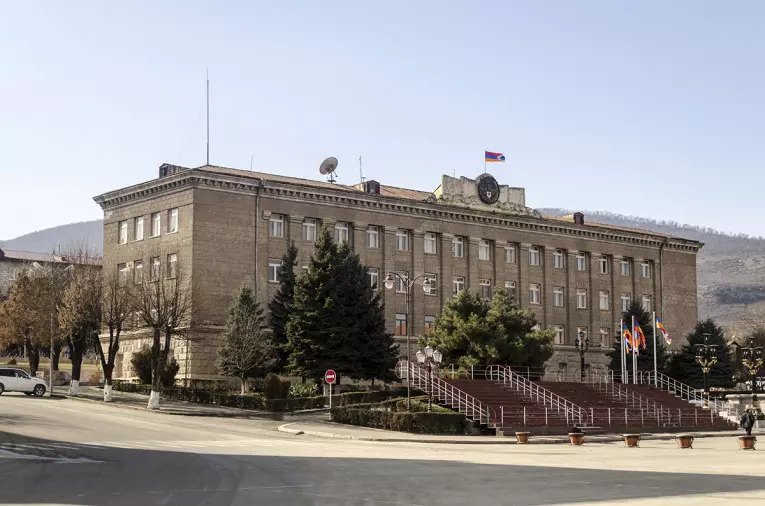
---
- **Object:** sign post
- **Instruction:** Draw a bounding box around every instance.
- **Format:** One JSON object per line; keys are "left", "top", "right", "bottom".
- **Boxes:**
{"left": 325, "top": 369, "right": 336, "bottom": 415}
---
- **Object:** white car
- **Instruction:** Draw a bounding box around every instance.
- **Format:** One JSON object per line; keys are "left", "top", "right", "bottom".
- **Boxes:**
{"left": 0, "top": 367, "right": 48, "bottom": 396}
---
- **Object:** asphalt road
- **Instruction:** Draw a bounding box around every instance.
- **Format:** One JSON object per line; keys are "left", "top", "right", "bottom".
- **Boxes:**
{"left": 2, "top": 393, "right": 765, "bottom": 506}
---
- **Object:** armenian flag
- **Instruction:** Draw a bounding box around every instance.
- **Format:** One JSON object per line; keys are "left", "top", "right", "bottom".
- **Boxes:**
{"left": 485, "top": 151, "right": 505, "bottom": 163}
{"left": 634, "top": 323, "right": 647, "bottom": 349}
{"left": 656, "top": 317, "right": 671, "bottom": 345}
{"left": 621, "top": 321, "right": 633, "bottom": 354}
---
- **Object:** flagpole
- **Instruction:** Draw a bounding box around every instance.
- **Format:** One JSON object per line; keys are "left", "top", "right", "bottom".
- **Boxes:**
{"left": 652, "top": 311, "right": 658, "bottom": 387}
{"left": 620, "top": 319, "right": 626, "bottom": 383}
{"left": 632, "top": 315, "right": 637, "bottom": 385}
{"left": 484, "top": 149, "right": 487, "bottom": 174}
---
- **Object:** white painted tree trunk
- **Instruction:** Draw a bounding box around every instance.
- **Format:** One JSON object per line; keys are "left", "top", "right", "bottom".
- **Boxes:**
{"left": 68, "top": 379, "right": 80, "bottom": 396}
{"left": 147, "top": 390, "right": 160, "bottom": 410}
{"left": 103, "top": 384, "right": 113, "bottom": 402}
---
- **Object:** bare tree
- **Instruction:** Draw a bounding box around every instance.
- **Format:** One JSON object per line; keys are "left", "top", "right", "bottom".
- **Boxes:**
{"left": 0, "top": 269, "right": 47, "bottom": 376}
{"left": 93, "top": 271, "right": 133, "bottom": 401}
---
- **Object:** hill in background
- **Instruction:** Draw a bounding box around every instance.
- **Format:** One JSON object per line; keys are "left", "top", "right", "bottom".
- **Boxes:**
{"left": 0, "top": 220, "right": 103, "bottom": 257}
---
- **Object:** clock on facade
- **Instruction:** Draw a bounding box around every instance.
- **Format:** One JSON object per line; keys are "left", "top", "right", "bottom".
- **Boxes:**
{"left": 476, "top": 174, "right": 500, "bottom": 205}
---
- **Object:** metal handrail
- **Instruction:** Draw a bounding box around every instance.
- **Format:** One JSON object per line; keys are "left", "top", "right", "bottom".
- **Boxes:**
{"left": 586, "top": 373, "right": 664, "bottom": 416}
{"left": 643, "top": 371, "right": 738, "bottom": 420}
{"left": 396, "top": 361, "right": 497, "bottom": 427}
{"left": 486, "top": 365, "right": 586, "bottom": 426}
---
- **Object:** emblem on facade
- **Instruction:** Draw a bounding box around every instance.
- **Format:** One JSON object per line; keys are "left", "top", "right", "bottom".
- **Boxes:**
{"left": 476, "top": 174, "right": 500, "bottom": 205}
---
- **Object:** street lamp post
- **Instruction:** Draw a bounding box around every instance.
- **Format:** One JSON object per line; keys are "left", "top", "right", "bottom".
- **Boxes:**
{"left": 416, "top": 345, "right": 443, "bottom": 411}
{"left": 741, "top": 337, "right": 764, "bottom": 394}
{"left": 384, "top": 272, "right": 432, "bottom": 411}
{"left": 574, "top": 330, "right": 590, "bottom": 382}
{"left": 695, "top": 333, "right": 718, "bottom": 396}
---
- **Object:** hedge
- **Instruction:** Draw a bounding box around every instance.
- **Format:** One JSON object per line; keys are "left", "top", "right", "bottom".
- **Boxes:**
{"left": 111, "top": 381, "right": 407, "bottom": 412}
{"left": 330, "top": 402, "right": 470, "bottom": 435}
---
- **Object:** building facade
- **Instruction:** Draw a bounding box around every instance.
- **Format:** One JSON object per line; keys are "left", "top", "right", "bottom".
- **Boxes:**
{"left": 94, "top": 163, "right": 702, "bottom": 380}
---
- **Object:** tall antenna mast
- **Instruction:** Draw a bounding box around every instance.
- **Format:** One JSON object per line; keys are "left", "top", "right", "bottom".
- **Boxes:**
{"left": 206, "top": 69, "right": 210, "bottom": 165}
{"left": 359, "top": 155, "right": 364, "bottom": 185}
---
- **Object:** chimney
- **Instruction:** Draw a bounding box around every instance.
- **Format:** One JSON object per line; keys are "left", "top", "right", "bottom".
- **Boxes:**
{"left": 159, "top": 163, "right": 185, "bottom": 178}
{"left": 355, "top": 180, "right": 381, "bottom": 194}
{"left": 573, "top": 212, "right": 585, "bottom": 225}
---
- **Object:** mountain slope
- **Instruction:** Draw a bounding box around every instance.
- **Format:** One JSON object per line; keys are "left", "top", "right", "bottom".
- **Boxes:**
{"left": 0, "top": 220, "right": 103, "bottom": 256}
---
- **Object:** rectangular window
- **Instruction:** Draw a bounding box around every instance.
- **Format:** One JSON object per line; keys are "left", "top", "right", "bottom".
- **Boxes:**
{"left": 479, "top": 240, "right": 491, "bottom": 261}
{"left": 554, "top": 325, "right": 565, "bottom": 345}
{"left": 552, "top": 250, "right": 564, "bottom": 269}
{"left": 479, "top": 279, "right": 492, "bottom": 299}
{"left": 505, "top": 280, "right": 516, "bottom": 298}
{"left": 133, "top": 260, "right": 143, "bottom": 284}
{"left": 395, "top": 313, "right": 407, "bottom": 336}
{"left": 117, "top": 263, "right": 128, "bottom": 285}
{"left": 168, "top": 208, "right": 179, "bottom": 234}
{"left": 269, "top": 214, "right": 284, "bottom": 238}
{"left": 621, "top": 293, "right": 632, "bottom": 312}
{"left": 642, "top": 295, "right": 652, "bottom": 313}
{"left": 599, "top": 290, "right": 610, "bottom": 310}
{"left": 452, "top": 276, "right": 465, "bottom": 297}
{"left": 452, "top": 236, "right": 464, "bottom": 258}
{"left": 367, "top": 268, "right": 379, "bottom": 290}
{"left": 505, "top": 243, "right": 517, "bottom": 263}
{"left": 620, "top": 260, "right": 630, "bottom": 276}
{"left": 335, "top": 222, "right": 349, "bottom": 243}
{"left": 577, "top": 289, "right": 587, "bottom": 309}
{"left": 599, "top": 257, "right": 608, "bottom": 274}
{"left": 641, "top": 262, "right": 651, "bottom": 278}
{"left": 576, "top": 254, "right": 586, "bottom": 271}
{"left": 268, "top": 259, "right": 281, "bottom": 283}
{"left": 150, "top": 257, "right": 160, "bottom": 281}
{"left": 553, "top": 286, "right": 565, "bottom": 307}
{"left": 366, "top": 226, "right": 380, "bottom": 249}
{"left": 424, "top": 233, "right": 437, "bottom": 254}
{"left": 118, "top": 221, "right": 128, "bottom": 245}
{"left": 167, "top": 253, "right": 177, "bottom": 279}
{"left": 395, "top": 272, "right": 407, "bottom": 294}
{"left": 151, "top": 212, "right": 161, "bottom": 237}
{"left": 425, "top": 315, "right": 436, "bottom": 335}
{"left": 395, "top": 230, "right": 409, "bottom": 251}
{"left": 577, "top": 327, "right": 589, "bottom": 344}
{"left": 529, "top": 283, "right": 541, "bottom": 305}
{"left": 600, "top": 328, "right": 611, "bottom": 348}
{"left": 425, "top": 274, "right": 437, "bottom": 296}
{"left": 529, "top": 246, "right": 540, "bottom": 266}
{"left": 134, "top": 217, "right": 144, "bottom": 241}
{"left": 303, "top": 218, "right": 317, "bottom": 242}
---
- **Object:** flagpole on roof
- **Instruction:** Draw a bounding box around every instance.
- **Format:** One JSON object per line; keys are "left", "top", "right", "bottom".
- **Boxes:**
{"left": 206, "top": 69, "right": 210, "bottom": 166}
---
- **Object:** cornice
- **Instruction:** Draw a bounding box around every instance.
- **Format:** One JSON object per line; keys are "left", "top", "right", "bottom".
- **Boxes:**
{"left": 92, "top": 169, "right": 702, "bottom": 254}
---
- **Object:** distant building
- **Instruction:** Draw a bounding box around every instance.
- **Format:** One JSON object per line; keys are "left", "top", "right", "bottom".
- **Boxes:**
{"left": 93, "top": 163, "right": 702, "bottom": 381}
{"left": 0, "top": 248, "right": 73, "bottom": 296}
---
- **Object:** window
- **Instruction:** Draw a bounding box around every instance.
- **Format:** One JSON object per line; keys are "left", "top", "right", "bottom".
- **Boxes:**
{"left": 599, "top": 257, "right": 608, "bottom": 274}
{"left": 479, "top": 240, "right": 491, "bottom": 261}
{"left": 395, "top": 272, "right": 407, "bottom": 293}
{"left": 268, "top": 259, "right": 281, "bottom": 283}
{"left": 335, "top": 222, "right": 349, "bottom": 243}
{"left": 168, "top": 208, "right": 179, "bottom": 234}
{"left": 576, "top": 327, "right": 589, "bottom": 343}
{"left": 303, "top": 218, "right": 317, "bottom": 242}
{"left": 452, "top": 276, "right": 465, "bottom": 297}
{"left": 576, "top": 254, "right": 586, "bottom": 271}
{"left": 529, "top": 246, "right": 540, "bottom": 266}
{"left": 552, "top": 250, "right": 564, "bottom": 269}
{"left": 641, "top": 262, "right": 651, "bottom": 278}
{"left": 424, "top": 233, "right": 437, "bottom": 254}
{"left": 505, "top": 243, "right": 517, "bottom": 263}
{"left": 396, "top": 230, "right": 409, "bottom": 251}
{"left": 554, "top": 325, "right": 565, "bottom": 345}
{"left": 150, "top": 257, "right": 160, "bottom": 281}
{"left": 600, "top": 328, "right": 611, "bottom": 348}
{"left": 366, "top": 226, "right": 380, "bottom": 249}
{"left": 133, "top": 260, "right": 143, "bottom": 284}
{"left": 167, "top": 253, "right": 177, "bottom": 278}
{"left": 529, "top": 283, "right": 541, "bottom": 304}
{"left": 621, "top": 293, "right": 632, "bottom": 312}
{"left": 118, "top": 263, "right": 128, "bottom": 285}
{"left": 505, "top": 280, "right": 516, "bottom": 298}
{"left": 151, "top": 212, "right": 161, "bottom": 237}
{"left": 479, "top": 279, "right": 492, "bottom": 299}
{"left": 269, "top": 214, "right": 284, "bottom": 238}
{"left": 395, "top": 313, "right": 407, "bottom": 336}
{"left": 425, "top": 274, "right": 437, "bottom": 296}
{"left": 134, "top": 217, "right": 144, "bottom": 241}
{"left": 599, "top": 290, "right": 610, "bottom": 310}
{"left": 367, "top": 268, "right": 379, "bottom": 289}
{"left": 553, "top": 287, "right": 565, "bottom": 307}
{"left": 425, "top": 315, "right": 436, "bottom": 334}
{"left": 642, "top": 295, "right": 652, "bottom": 313}
{"left": 620, "top": 260, "right": 630, "bottom": 276}
{"left": 577, "top": 289, "right": 587, "bottom": 309}
{"left": 452, "top": 236, "right": 464, "bottom": 258}
{"left": 118, "top": 221, "right": 128, "bottom": 245}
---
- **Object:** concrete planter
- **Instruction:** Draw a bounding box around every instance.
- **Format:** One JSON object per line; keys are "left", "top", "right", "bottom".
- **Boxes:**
{"left": 515, "top": 432, "right": 531, "bottom": 444}
{"left": 675, "top": 434, "right": 694, "bottom": 449}
{"left": 623, "top": 434, "right": 641, "bottom": 448}
{"left": 738, "top": 436, "right": 756, "bottom": 450}
{"left": 569, "top": 432, "right": 585, "bottom": 446}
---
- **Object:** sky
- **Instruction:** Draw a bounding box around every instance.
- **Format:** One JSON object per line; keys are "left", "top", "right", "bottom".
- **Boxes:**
{"left": 2, "top": 1, "right": 765, "bottom": 240}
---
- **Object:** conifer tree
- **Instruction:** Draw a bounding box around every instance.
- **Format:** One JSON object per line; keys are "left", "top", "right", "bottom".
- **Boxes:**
{"left": 667, "top": 319, "right": 735, "bottom": 390}
{"left": 607, "top": 300, "right": 670, "bottom": 377}
{"left": 268, "top": 243, "right": 298, "bottom": 372}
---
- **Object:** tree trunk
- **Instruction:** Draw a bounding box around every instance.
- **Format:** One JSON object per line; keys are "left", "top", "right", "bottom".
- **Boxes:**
{"left": 241, "top": 377, "right": 247, "bottom": 395}
{"left": 69, "top": 335, "right": 86, "bottom": 396}
{"left": 103, "top": 364, "right": 114, "bottom": 402}
{"left": 148, "top": 327, "right": 162, "bottom": 409}
{"left": 52, "top": 340, "right": 62, "bottom": 371}
{"left": 27, "top": 341, "right": 40, "bottom": 378}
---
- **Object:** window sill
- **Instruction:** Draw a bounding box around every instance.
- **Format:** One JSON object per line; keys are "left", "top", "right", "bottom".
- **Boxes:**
{"left": 167, "top": 230, "right": 179, "bottom": 235}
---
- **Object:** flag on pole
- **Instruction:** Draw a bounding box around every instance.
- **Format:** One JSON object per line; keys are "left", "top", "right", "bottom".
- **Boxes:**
{"left": 656, "top": 317, "right": 671, "bottom": 345}
{"left": 484, "top": 151, "right": 505, "bottom": 163}
{"left": 621, "top": 321, "right": 633, "bottom": 354}
{"left": 634, "top": 323, "right": 647, "bottom": 349}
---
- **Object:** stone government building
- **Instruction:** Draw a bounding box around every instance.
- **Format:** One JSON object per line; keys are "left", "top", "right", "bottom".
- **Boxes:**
{"left": 94, "top": 163, "right": 702, "bottom": 381}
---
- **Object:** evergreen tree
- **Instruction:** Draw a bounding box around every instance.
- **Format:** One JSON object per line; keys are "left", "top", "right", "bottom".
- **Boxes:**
{"left": 268, "top": 243, "right": 298, "bottom": 372}
{"left": 607, "top": 300, "right": 670, "bottom": 378}
{"left": 667, "top": 319, "right": 736, "bottom": 390}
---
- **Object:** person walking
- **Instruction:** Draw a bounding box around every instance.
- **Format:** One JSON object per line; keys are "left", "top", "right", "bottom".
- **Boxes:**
{"left": 740, "top": 407, "right": 756, "bottom": 436}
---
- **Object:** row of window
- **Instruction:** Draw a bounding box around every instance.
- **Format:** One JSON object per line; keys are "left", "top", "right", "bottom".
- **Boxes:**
{"left": 549, "top": 288, "right": 652, "bottom": 312}
{"left": 117, "top": 253, "right": 177, "bottom": 284}
{"left": 553, "top": 326, "right": 612, "bottom": 347}
{"left": 118, "top": 209, "right": 179, "bottom": 245}
{"left": 394, "top": 313, "right": 436, "bottom": 337}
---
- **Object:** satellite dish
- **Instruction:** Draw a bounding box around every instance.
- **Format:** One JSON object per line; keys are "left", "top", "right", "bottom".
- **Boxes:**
{"left": 319, "top": 156, "right": 338, "bottom": 183}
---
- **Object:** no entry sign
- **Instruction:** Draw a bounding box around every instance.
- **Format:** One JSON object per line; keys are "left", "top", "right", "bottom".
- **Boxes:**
{"left": 325, "top": 369, "right": 336, "bottom": 384}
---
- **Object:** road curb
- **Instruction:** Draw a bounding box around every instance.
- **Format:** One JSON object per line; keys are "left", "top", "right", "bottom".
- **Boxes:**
{"left": 64, "top": 393, "right": 269, "bottom": 418}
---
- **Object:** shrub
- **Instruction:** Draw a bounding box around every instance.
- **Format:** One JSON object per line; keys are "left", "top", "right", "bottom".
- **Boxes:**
{"left": 263, "top": 373, "right": 290, "bottom": 399}
{"left": 289, "top": 382, "right": 318, "bottom": 398}
{"left": 6, "top": 358, "right": 17, "bottom": 365}
{"left": 330, "top": 403, "right": 469, "bottom": 435}
{"left": 130, "top": 348, "right": 180, "bottom": 387}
